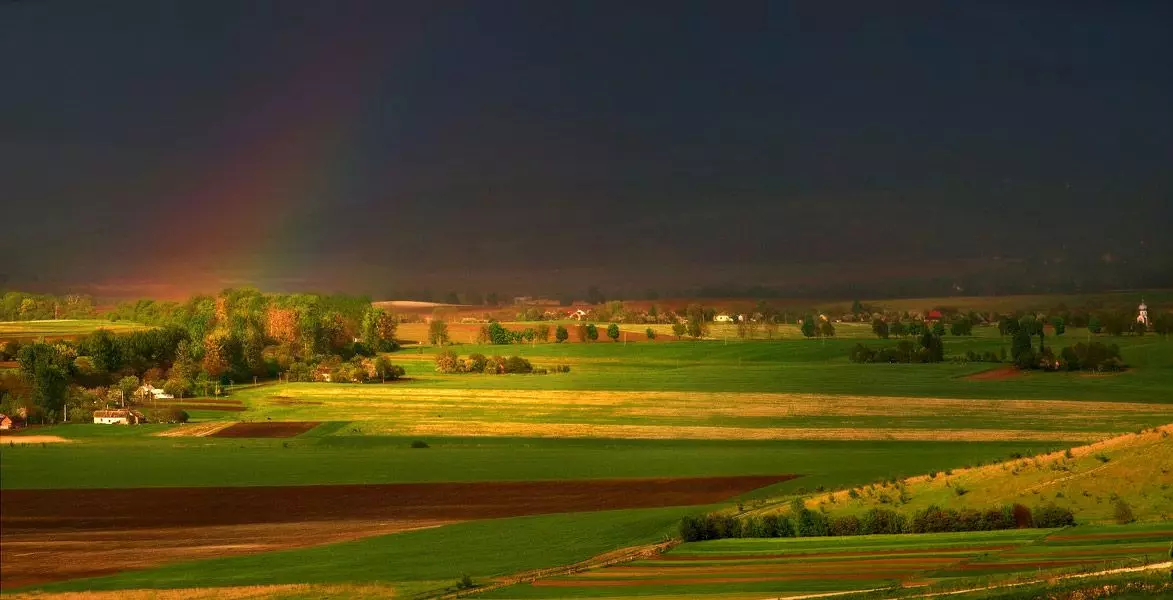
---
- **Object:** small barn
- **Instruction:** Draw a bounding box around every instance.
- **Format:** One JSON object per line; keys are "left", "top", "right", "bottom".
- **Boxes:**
{"left": 93, "top": 409, "right": 147, "bottom": 425}
{"left": 0, "top": 413, "right": 16, "bottom": 430}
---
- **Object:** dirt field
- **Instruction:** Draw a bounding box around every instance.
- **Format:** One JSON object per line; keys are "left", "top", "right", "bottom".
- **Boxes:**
{"left": 0, "top": 520, "right": 448, "bottom": 590}
{"left": 0, "top": 435, "right": 71, "bottom": 445}
{"left": 0, "top": 475, "right": 790, "bottom": 589}
{"left": 963, "top": 366, "right": 1024, "bottom": 381}
{"left": 209, "top": 421, "right": 321, "bottom": 438}
{"left": 1, "top": 475, "right": 794, "bottom": 531}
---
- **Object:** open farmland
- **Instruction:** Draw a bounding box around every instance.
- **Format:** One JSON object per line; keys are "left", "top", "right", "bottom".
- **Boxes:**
{"left": 484, "top": 524, "right": 1172, "bottom": 599}
{"left": 2, "top": 295, "right": 1171, "bottom": 599}
{"left": 0, "top": 319, "right": 150, "bottom": 342}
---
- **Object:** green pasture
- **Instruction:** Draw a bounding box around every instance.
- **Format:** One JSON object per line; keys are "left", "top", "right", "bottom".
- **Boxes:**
{"left": 0, "top": 433, "right": 1057, "bottom": 491}
{"left": 384, "top": 333, "right": 1173, "bottom": 402}
{"left": 0, "top": 319, "right": 149, "bottom": 340}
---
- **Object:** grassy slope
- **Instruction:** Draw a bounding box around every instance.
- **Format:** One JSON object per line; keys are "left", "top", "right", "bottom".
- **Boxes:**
{"left": 802, "top": 426, "right": 1173, "bottom": 523}
{"left": 0, "top": 433, "right": 1057, "bottom": 491}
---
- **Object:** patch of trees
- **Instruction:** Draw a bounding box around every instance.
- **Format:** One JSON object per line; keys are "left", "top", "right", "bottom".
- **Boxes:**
{"left": 478, "top": 321, "right": 553, "bottom": 345}
{"left": 1057, "top": 342, "right": 1124, "bottom": 372}
{"left": 848, "top": 332, "right": 945, "bottom": 364}
{"left": 1, "top": 288, "right": 405, "bottom": 424}
{"left": 680, "top": 501, "right": 1073, "bottom": 541}
{"left": 434, "top": 351, "right": 565, "bottom": 375}
{"left": 1, "top": 291, "right": 95, "bottom": 320}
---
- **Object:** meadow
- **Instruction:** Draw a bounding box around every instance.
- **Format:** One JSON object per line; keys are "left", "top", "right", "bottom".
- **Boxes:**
{"left": 0, "top": 318, "right": 149, "bottom": 341}
{"left": 2, "top": 298, "right": 1171, "bottom": 599}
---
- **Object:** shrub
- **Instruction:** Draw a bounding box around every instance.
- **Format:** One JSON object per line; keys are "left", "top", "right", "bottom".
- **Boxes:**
{"left": 456, "top": 573, "right": 474, "bottom": 590}
{"left": 584, "top": 323, "right": 598, "bottom": 342}
{"left": 1012, "top": 503, "right": 1034, "bottom": 528}
{"left": 555, "top": 325, "right": 568, "bottom": 343}
{"left": 861, "top": 508, "right": 906, "bottom": 535}
{"left": 1033, "top": 503, "right": 1076, "bottom": 528}
{"left": 503, "top": 355, "right": 533, "bottom": 374}
{"left": 465, "top": 353, "right": 488, "bottom": 373}
{"left": 410, "top": 440, "right": 429, "bottom": 449}
{"left": 645, "top": 327, "right": 656, "bottom": 340}
{"left": 828, "top": 515, "right": 861, "bottom": 536}
{"left": 434, "top": 349, "right": 460, "bottom": 373}
{"left": 606, "top": 323, "right": 620, "bottom": 342}
{"left": 1113, "top": 499, "right": 1135, "bottom": 524}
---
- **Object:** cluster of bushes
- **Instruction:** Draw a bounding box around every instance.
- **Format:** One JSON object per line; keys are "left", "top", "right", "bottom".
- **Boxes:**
{"left": 144, "top": 406, "right": 190, "bottom": 424}
{"left": 848, "top": 333, "right": 945, "bottom": 364}
{"left": 434, "top": 351, "right": 566, "bottom": 375}
{"left": 286, "top": 355, "right": 405, "bottom": 383}
{"left": 1058, "top": 341, "right": 1125, "bottom": 372}
{"left": 680, "top": 501, "right": 1074, "bottom": 542}
{"left": 959, "top": 349, "right": 1005, "bottom": 363}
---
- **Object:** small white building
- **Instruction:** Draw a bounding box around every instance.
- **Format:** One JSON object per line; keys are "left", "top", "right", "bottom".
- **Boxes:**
{"left": 137, "top": 385, "right": 174, "bottom": 400}
{"left": 568, "top": 309, "right": 588, "bottom": 320}
{"left": 93, "top": 409, "right": 147, "bottom": 425}
{"left": 713, "top": 314, "right": 734, "bottom": 323}
{"left": 1137, "top": 300, "right": 1150, "bottom": 326}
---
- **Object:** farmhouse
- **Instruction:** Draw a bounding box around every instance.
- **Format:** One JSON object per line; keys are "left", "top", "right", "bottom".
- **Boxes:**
{"left": 713, "top": 314, "right": 734, "bottom": 323}
{"left": 925, "top": 309, "right": 944, "bottom": 322}
{"left": 137, "top": 384, "right": 174, "bottom": 401}
{"left": 0, "top": 413, "right": 17, "bottom": 430}
{"left": 93, "top": 409, "right": 147, "bottom": 425}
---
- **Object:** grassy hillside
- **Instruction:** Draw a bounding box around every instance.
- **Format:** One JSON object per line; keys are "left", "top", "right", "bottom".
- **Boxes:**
{"left": 794, "top": 425, "right": 1173, "bottom": 524}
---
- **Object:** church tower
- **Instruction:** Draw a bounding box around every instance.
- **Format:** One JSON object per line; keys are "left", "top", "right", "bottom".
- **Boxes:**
{"left": 1137, "top": 299, "right": 1150, "bottom": 326}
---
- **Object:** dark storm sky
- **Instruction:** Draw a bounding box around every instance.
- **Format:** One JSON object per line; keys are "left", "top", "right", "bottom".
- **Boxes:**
{"left": 2, "top": 1, "right": 1171, "bottom": 298}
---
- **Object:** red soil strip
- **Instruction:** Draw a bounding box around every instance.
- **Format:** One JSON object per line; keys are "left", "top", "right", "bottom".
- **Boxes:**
{"left": 964, "top": 366, "right": 1023, "bottom": 381}
{"left": 595, "top": 557, "right": 964, "bottom": 576}
{"left": 1047, "top": 530, "right": 1173, "bottom": 541}
{"left": 210, "top": 421, "right": 320, "bottom": 437}
{"left": 957, "top": 559, "right": 1103, "bottom": 571}
{"left": 1013, "top": 545, "right": 1171, "bottom": 558}
{"left": 0, "top": 475, "right": 796, "bottom": 531}
{"left": 660, "top": 544, "right": 1019, "bottom": 561}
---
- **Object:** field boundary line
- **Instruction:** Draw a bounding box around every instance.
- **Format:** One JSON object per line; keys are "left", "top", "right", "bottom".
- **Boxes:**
{"left": 427, "top": 539, "right": 679, "bottom": 599}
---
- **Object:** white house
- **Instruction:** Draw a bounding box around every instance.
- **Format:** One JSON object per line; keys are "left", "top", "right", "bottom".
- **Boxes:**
{"left": 568, "top": 309, "right": 588, "bottom": 320}
{"left": 713, "top": 314, "right": 734, "bottom": 323}
{"left": 137, "top": 385, "right": 174, "bottom": 400}
{"left": 93, "top": 409, "right": 147, "bottom": 425}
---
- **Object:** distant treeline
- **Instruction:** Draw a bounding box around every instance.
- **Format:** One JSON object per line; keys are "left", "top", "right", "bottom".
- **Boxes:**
{"left": 680, "top": 501, "right": 1075, "bottom": 542}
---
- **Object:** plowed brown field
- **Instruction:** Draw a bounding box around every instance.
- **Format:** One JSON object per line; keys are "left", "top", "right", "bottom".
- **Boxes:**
{"left": 1, "top": 475, "right": 794, "bottom": 530}
{"left": 0, "top": 475, "right": 790, "bottom": 589}
{"left": 209, "top": 421, "right": 320, "bottom": 437}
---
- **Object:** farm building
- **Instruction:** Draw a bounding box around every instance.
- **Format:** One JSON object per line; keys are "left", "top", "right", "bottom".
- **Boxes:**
{"left": 924, "top": 309, "right": 944, "bottom": 322}
{"left": 568, "top": 309, "right": 588, "bottom": 320}
{"left": 713, "top": 314, "right": 734, "bottom": 323}
{"left": 93, "top": 409, "right": 147, "bottom": 425}
{"left": 0, "top": 413, "right": 17, "bottom": 430}
{"left": 136, "top": 385, "right": 174, "bottom": 401}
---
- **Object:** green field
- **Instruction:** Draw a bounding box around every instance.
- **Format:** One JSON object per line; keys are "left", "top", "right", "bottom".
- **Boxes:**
{"left": 0, "top": 319, "right": 150, "bottom": 341}
{"left": 482, "top": 523, "right": 1173, "bottom": 599}
{"left": 3, "top": 305, "right": 1172, "bottom": 599}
